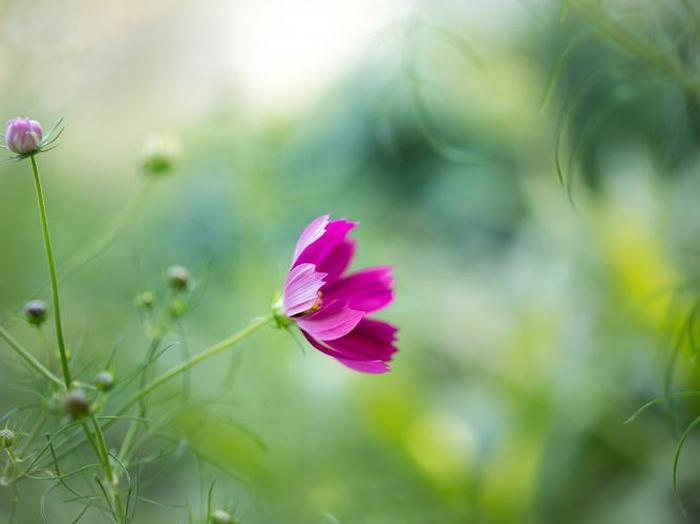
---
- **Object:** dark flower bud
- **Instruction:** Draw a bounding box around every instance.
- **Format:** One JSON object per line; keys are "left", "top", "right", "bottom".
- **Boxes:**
{"left": 95, "top": 371, "right": 115, "bottom": 392}
{"left": 135, "top": 290, "right": 157, "bottom": 309}
{"left": 63, "top": 389, "right": 91, "bottom": 419}
{"left": 166, "top": 265, "right": 191, "bottom": 291}
{"left": 24, "top": 299, "right": 47, "bottom": 326}
{"left": 211, "top": 509, "right": 233, "bottom": 524}
{"left": 0, "top": 429, "right": 14, "bottom": 448}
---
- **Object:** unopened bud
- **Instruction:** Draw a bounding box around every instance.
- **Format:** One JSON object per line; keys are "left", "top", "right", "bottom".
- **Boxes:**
{"left": 63, "top": 389, "right": 90, "bottom": 419}
{"left": 0, "top": 429, "right": 14, "bottom": 448}
{"left": 95, "top": 371, "right": 115, "bottom": 392}
{"left": 167, "top": 265, "right": 191, "bottom": 292}
{"left": 142, "top": 133, "right": 180, "bottom": 176}
{"left": 168, "top": 298, "right": 188, "bottom": 318}
{"left": 5, "top": 117, "right": 43, "bottom": 155}
{"left": 211, "top": 509, "right": 233, "bottom": 524}
{"left": 135, "top": 291, "right": 157, "bottom": 309}
{"left": 24, "top": 299, "right": 47, "bottom": 326}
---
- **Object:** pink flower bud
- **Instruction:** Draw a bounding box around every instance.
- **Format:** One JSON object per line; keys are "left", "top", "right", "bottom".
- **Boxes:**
{"left": 5, "top": 117, "right": 43, "bottom": 155}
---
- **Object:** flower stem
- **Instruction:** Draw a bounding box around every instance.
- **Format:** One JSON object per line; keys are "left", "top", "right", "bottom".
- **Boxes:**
{"left": 29, "top": 155, "right": 72, "bottom": 388}
{"left": 0, "top": 325, "right": 63, "bottom": 387}
{"left": 115, "top": 315, "right": 273, "bottom": 416}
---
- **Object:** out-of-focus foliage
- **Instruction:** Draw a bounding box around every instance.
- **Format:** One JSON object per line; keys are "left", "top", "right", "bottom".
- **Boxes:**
{"left": 0, "top": 0, "right": 700, "bottom": 522}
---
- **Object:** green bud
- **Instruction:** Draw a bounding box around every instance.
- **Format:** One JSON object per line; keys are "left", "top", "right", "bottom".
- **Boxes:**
{"left": 166, "top": 265, "right": 191, "bottom": 292}
{"left": 0, "top": 429, "right": 14, "bottom": 449}
{"left": 135, "top": 291, "right": 157, "bottom": 309}
{"left": 23, "top": 299, "right": 47, "bottom": 326}
{"left": 211, "top": 509, "right": 233, "bottom": 524}
{"left": 168, "top": 298, "right": 188, "bottom": 318}
{"left": 142, "top": 134, "right": 180, "bottom": 176}
{"left": 95, "top": 371, "right": 115, "bottom": 392}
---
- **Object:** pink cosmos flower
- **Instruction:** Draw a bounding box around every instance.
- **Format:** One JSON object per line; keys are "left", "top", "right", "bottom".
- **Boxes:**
{"left": 5, "top": 117, "right": 43, "bottom": 155}
{"left": 281, "top": 215, "right": 398, "bottom": 374}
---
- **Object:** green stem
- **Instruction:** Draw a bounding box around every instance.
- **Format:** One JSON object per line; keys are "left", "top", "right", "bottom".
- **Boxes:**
{"left": 30, "top": 155, "right": 72, "bottom": 388}
{"left": 89, "top": 416, "right": 113, "bottom": 483}
{"left": 115, "top": 315, "right": 272, "bottom": 417}
{"left": 175, "top": 320, "right": 191, "bottom": 405}
{"left": 117, "top": 415, "right": 140, "bottom": 464}
{"left": 119, "top": 334, "right": 161, "bottom": 463}
{"left": 88, "top": 415, "right": 125, "bottom": 522}
{"left": 0, "top": 325, "right": 62, "bottom": 387}
{"left": 30, "top": 316, "right": 273, "bottom": 475}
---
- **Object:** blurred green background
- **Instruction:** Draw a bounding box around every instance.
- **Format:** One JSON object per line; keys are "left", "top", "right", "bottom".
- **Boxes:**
{"left": 1, "top": 0, "right": 700, "bottom": 522}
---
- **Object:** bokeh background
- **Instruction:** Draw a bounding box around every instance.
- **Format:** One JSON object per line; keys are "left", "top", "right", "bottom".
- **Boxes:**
{"left": 1, "top": 0, "right": 700, "bottom": 522}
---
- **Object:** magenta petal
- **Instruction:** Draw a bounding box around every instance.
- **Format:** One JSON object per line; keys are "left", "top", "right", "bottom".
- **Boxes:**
{"left": 283, "top": 263, "right": 327, "bottom": 316}
{"left": 296, "top": 300, "right": 363, "bottom": 341}
{"left": 316, "top": 238, "right": 355, "bottom": 283}
{"left": 292, "top": 214, "right": 330, "bottom": 264}
{"left": 325, "top": 318, "right": 398, "bottom": 360}
{"left": 336, "top": 358, "right": 390, "bottom": 374}
{"left": 294, "top": 219, "right": 357, "bottom": 269}
{"left": 300, "top": 318, "right": 398, "bottom": 374}
{"left": 323, "top": 266, "right": 394, "bottom": 314}
{"left": 302, "top": 332, "right": 388, "bottom": 373}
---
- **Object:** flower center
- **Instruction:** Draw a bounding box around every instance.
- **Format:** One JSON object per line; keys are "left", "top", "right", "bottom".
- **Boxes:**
{"left": 300, "top": 292, "right": 323, "bottom": 316}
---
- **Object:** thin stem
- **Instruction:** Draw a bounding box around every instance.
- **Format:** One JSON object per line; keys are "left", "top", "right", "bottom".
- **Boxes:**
{"left": 30, "top": 316, "right": 273, "bottom": 475}
{"left": 88, "top": 415, "right": 125, "bottom": 522}
{"left": 139, "top": 336, "right": 162, "bottom": 421}
{"left": 115, "top": 315, "right": 272, "bottom": 417}
{"left": 117, "top": 417, "right": 140, "bottom": 465}
{"left": 175, "top": 320, "right": 191, "bottom": 405}
{"left": 78, "top": 420, "right": 103, "bottom": 473}
{"left": 89, "top": 416, "right": 113, "bottom": 483}
{"left": 30, "top": 155, "right": 72, "bottom": 387}
{"left": 119, "top": 335, "right": 162, "bottom": 462}
{"left": 0, "top": 325, "right": 63, "bottom": 387}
